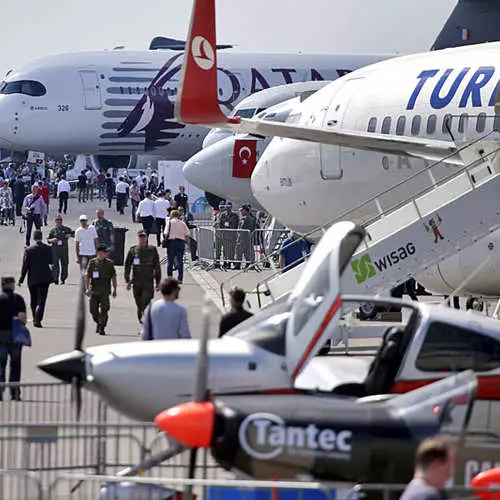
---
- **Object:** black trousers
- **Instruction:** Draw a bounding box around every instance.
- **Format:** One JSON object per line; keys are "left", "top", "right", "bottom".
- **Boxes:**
{"left": 141, "top": 215, "right": 154, "bottom": 235}
{"left": 155, "top": 217, "right": 166, "bottom": 245}
{"left": 58, "top": 192, "right": 68, "bottom": 214}
{"left": 107, "top": 191, "right": 113, "bottom": 208}
{"left": 28, "top": 284, "right": 50, "bottom": 324}
{"left": 15, "top": 198, "right": 23, "bottom": 217}
{"left": 25, "top": 214, "right": 42, "bottom": 246}
{"left": 116, "top": 193, "right": 126, "bottom": 214}
{"left": 0, "top": 343, "right": 22, "bottom": 396}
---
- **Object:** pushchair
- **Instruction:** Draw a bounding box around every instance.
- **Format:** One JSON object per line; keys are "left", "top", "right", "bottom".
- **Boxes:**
{"left": 0, "top": 195, "right": 15, "bottom": 226}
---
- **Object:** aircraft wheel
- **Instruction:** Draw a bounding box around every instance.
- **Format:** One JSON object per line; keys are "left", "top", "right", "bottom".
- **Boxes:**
{"left": 358, "top": 303, "right": 378, "bottom": 321}
{"left": 466, "top": 297, "right": 484, "bottom": 312}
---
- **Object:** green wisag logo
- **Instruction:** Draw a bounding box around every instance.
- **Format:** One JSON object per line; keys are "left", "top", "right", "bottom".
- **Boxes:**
{"left": 351, "top": 254, "right": 377, "bottom": 284}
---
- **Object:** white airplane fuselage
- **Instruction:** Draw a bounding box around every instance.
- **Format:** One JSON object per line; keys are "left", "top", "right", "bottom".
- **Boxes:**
{"left": 0, "top": 50, "right": 389, "bottom": 160}
{"left": 250, "top": 43, "right": 500, "bottom": 295}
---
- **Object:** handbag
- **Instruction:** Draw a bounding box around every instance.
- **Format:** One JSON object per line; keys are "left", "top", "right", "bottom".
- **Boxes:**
{"left": 12, "top": 295, "right": 31, "bottom": 347}
{"left": 161, "top": 220, "right": 171, "bottom": 248}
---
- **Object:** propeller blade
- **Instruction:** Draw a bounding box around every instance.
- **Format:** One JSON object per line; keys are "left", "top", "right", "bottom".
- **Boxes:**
{"left": 187, "top": 448, "right": 197, "bottom": 480}
{"left": 74, "top": 270, "right": 86, "bottom": 352}
{"left": 70, "top": 376, "right": 82, "bottom": 421}
{"left": 193, "top": 295, "right": 211, "bottom": 403}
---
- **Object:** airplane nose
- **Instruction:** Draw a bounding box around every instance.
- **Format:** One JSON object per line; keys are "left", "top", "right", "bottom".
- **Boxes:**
{"left": 202, "top": 128, "right": 232, "bottom": 149}
{"left": 38, "top": 350, "right": 87, "bottom": 384}
{"left": 183, "top": 142, "right": 225, "bottom": 195}
{"left": 155, "top": 401, "right": 215, "bottom": 448}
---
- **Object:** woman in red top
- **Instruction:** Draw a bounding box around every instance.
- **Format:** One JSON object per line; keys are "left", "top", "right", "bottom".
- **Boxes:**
{"left": 37, "top": 181, "right": 50, "bottom": 225}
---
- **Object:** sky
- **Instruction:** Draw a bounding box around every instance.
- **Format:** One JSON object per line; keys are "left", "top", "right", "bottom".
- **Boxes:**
{"left": 0, "top": 0, "right": 457, "bottom": 77}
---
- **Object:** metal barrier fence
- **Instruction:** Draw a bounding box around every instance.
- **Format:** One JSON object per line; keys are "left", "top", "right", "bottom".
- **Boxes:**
{"left": 2, "top": 471, "right": 500, "bottom": 500}
{"left": 0, "top": 382, "right": 229, "bottom": 491}
{"left": 195, "top": 227, "right": 287, "bottom": 270}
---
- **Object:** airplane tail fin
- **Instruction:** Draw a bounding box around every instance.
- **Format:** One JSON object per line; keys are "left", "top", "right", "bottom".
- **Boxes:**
{"left": 175, "top": 0, "right": 229, "bottom": 125}
{"left": 432, "top": 0, "right": 500, "bottom": 50}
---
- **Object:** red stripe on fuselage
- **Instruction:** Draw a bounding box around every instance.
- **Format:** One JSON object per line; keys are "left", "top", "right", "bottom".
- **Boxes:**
{"left": 291, "top": 294, "right": 342, "bottom": 381}
{"left": 392, "top": 376, "right": 500, "bottom": 400}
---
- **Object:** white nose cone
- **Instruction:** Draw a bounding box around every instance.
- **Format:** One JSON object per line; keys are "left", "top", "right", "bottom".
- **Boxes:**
{"left": 184, "top": 135, "right": 263, "bottom": 208}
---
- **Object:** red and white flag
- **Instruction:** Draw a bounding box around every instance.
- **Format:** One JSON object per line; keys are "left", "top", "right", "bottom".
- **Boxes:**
{"left": 232, "top": 139, "right": 257, "bottom": 178}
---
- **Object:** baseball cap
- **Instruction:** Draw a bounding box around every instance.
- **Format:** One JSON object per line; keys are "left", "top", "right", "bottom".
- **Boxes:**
{"left": 137, "top": 229, "right": 147, "bottom": 236}
{"left": 79, "top": 214, "right": 88, "bottom": 221}
{"left": 218, "top": 201, "right": 226, "bottom": 208}
{"left": 225, "top": 201, "right": 232, "bottom": 207}
{"left": 97, "top": 243, "right": 109, "bottom": 252}
{"left": 240, "top": 203, "right": 251, "bottom": 211}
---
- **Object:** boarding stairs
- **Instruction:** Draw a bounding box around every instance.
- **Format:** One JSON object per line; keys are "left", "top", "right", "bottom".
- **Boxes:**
{"left": 240, "top": 130, "right": 500, "bottom": 313}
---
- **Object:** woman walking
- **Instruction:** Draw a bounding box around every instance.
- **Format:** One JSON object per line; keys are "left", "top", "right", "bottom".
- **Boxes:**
{"left": 164, "top": 210, "right": 190, "bottom": 283}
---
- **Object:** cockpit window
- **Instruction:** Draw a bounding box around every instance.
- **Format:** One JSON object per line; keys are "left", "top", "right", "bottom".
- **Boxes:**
{"left": 0, "top": 80, "right": 47, "bottom": 97}
{"left": 234, "top": 108, "right": 255, "bottom": 119}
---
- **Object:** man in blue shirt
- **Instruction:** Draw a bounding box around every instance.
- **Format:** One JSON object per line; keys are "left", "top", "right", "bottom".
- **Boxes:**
{"left": 279, "top": 232, "right": 310, "bottom": 272}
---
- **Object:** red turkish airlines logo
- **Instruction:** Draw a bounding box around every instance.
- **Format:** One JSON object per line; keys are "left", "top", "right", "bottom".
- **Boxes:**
{"left": 233, "top": 139, "right": 257, "bottom": 178}
{"left": 191, "top": 35, "right": 215, "bottom": 71}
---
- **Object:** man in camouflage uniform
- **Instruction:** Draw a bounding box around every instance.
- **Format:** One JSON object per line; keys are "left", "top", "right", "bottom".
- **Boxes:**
{"left": 47, "top": 215, "right": 74, "bottom": 284}
{"left": 92, "top": 209, "right": 115, "bottom": 252}
{"left": 124, "top": 229, "right": 161, "bottom": 324}
{"left": 235, "top": 204, "right": 258, "bottom": 270}
{"left": 85, "top": 244, "right": 117, "bottom": 335}
{"left": 220, "top": 201, "right": 239, "bottom": 269}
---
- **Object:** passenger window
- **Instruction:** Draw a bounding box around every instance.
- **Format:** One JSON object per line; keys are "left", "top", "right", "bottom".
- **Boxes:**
{"left": 381, "top": 116, "right": 391, "bottom": 134}
{"left": 367, "top": 117, "right": 377, "bottom": 133}
{"left": 458, "top": 113, "right": 469, "bottom": 134}
{"left": 396, "top": 116, "right": 406, "bottom": 136}
{"left": 426, "top": 115, "right": 437, "bottom": 135}
{"left": 442, "top": 114, "right": 453, "bottom": 134}
{"left": 477, "top": 113, "right": 487, "bottom": 133}
{"left": 411, "top": 115, "right": 421, "bottom": 136}
{"left": 416, "top": 321, "right": 500, "bottom": 372}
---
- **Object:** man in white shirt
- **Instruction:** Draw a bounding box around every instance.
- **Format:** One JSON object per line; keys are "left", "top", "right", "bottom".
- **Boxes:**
{"left": 56, "top": 177, "right": 71, "bottom": 214}
{"left": 74, "top": 214, "right": 98, "bottom": 269}
{"left": 85, "top": 169, "right": 94, "bottom": 201}
{"left": 115, "top": 177, "right": 129, "bottom": 215}
{"left": 135, "top": 172, "right": 144, "bottom": 189}
{"left": 136, "top": 191, "right": 156, "bottom": 237}
{"left": 154, "top": 191, "right": 170, "bottom": 246}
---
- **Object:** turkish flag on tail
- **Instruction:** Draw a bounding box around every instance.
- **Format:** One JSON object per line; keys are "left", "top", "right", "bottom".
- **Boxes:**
{"left": 232, "top": 139, "right": 257, "bottom": 178}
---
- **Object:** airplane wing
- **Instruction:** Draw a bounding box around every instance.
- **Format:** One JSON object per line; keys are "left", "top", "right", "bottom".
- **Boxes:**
{"left": 175, "top": 0, "right": 463, "bottom": 165}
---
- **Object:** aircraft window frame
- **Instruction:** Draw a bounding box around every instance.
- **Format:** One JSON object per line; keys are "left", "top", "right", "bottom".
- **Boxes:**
{"left": 396, "top": 116, "right": 406, "bottom": 136}
{"left": 411, "top": 115, "right": 421, "bottom": 136}
{"left": 442, "top": 114, "right": 453, "bottom": 134}
{"left": 235, "top": 108, "right": 255, "bottom": 119}
{"left": 415, "top": 321, "right": 500, "bottom": 372}
{"left": 0, "top": 80, "right": 46, "bottom": 97}
{"left": 476, "top": 113, "right": 487, "bottom": 133}
{"left": 367, "top": 117, "right": 377, "bottom": 133}
{"left": 458, "top": 113, "right": 469, "bottom": 134}
{"left": 426, "top": 115, "right": 437, "bottom": 135}
{"left": 381, "top": 116, "right": 391, "bottom": 134}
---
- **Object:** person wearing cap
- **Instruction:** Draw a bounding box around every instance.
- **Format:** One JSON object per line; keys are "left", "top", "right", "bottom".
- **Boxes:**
{"left": 0, "top": 276, "right": 27, "bottom": 401}
{"left": 124, "top": 230, "right": 162, "bottom": 324}
{"left": 92, "top": 209, "right": 115, "bottom": 252}
{"left": 154, "top": 191, "right": 171, "bottom": 247}
{"left": 85, "top": 245, "right": 117, "bottom": 335}
{"left": 18, "top": 229, "right": 53, "bottom": 328}
{"left": 220, "top": 202, "right": 239, "bottom": 269}
{"left": 74, "top": 215, "right": 98, "bottom": 269}
{"left": 235, "top": 204, "right": 258, "bottom": 270}
{"left": 47, "top": 215, "right": 74, "bottom": 284}
{"left": 213, "top": 201, "right": 226, "bottom": 268}
{"left": 218, "top": 287, "right": 253, "bottom": 337}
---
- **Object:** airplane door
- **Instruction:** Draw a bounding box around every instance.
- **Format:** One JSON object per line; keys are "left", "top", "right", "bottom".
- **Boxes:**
{"left": 79, "top": 70, "right": 102, "bottom": 110}
{"left": 320, "top": 78, "right": 364, "bottom": 179}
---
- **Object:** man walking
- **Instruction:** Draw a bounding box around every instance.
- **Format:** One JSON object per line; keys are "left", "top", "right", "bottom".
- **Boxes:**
{"left": 77, "top": 171, "right": 87, "bottom": 203}
{"left": 0, "top": 277, "right": 27, "bottom": 401}
{"left": 37, "top": 180, "right": 50, "bottom": 226}
{"left": 18, "top": 230, "right": 53, "bottom": 328}
{"left": 174, "top": 185, "right": 188, "bottom": 212}
{"left": 13, "top": 175, "right": 25, "bottom": 217}
{"left": 154, "top": 191, "right": 170, "bottom": 246}
{"left": 220, "top": 202, "right": 239, "bottom": 268}
{"left": 218, "top": 287, "right": 253, "bottom": 337}
{"left": 115, "top": 176, "right": 129, "bottom": 215}
{"left": 141, "top": 278, "right": 191, "bottom": 340}
{"left": 105, "top": 173, "right": 115, "bottom": 209}
{"left": 75, "top": 214, "right": 98, "bottom": 269}
{"left": 47, "top": 215, "right": 74, "bottom": 284}
{"left": 92, "top": 209, "right": 115, "bottom": 252}
{"left": 85, "top": 245, "right": 117, "bottom": 335}
{"left": 56, "top": 176, "right": 70, "bottom": 214}
{"left": 23, "top": 185, "right": 46, "bottom": 247}
{"left": 96, "top": 170, "right": 106, "bottom": 199}
{"left": 136, "top": 190, "right": 156, "bottom": 236}
{"left": 125, "top": 230, "right": 162, "bottom": 324}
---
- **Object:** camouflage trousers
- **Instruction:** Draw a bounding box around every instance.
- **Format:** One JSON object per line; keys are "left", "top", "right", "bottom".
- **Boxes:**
{"left": 89, "top": 293, "right": 110, "bottom": 328}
